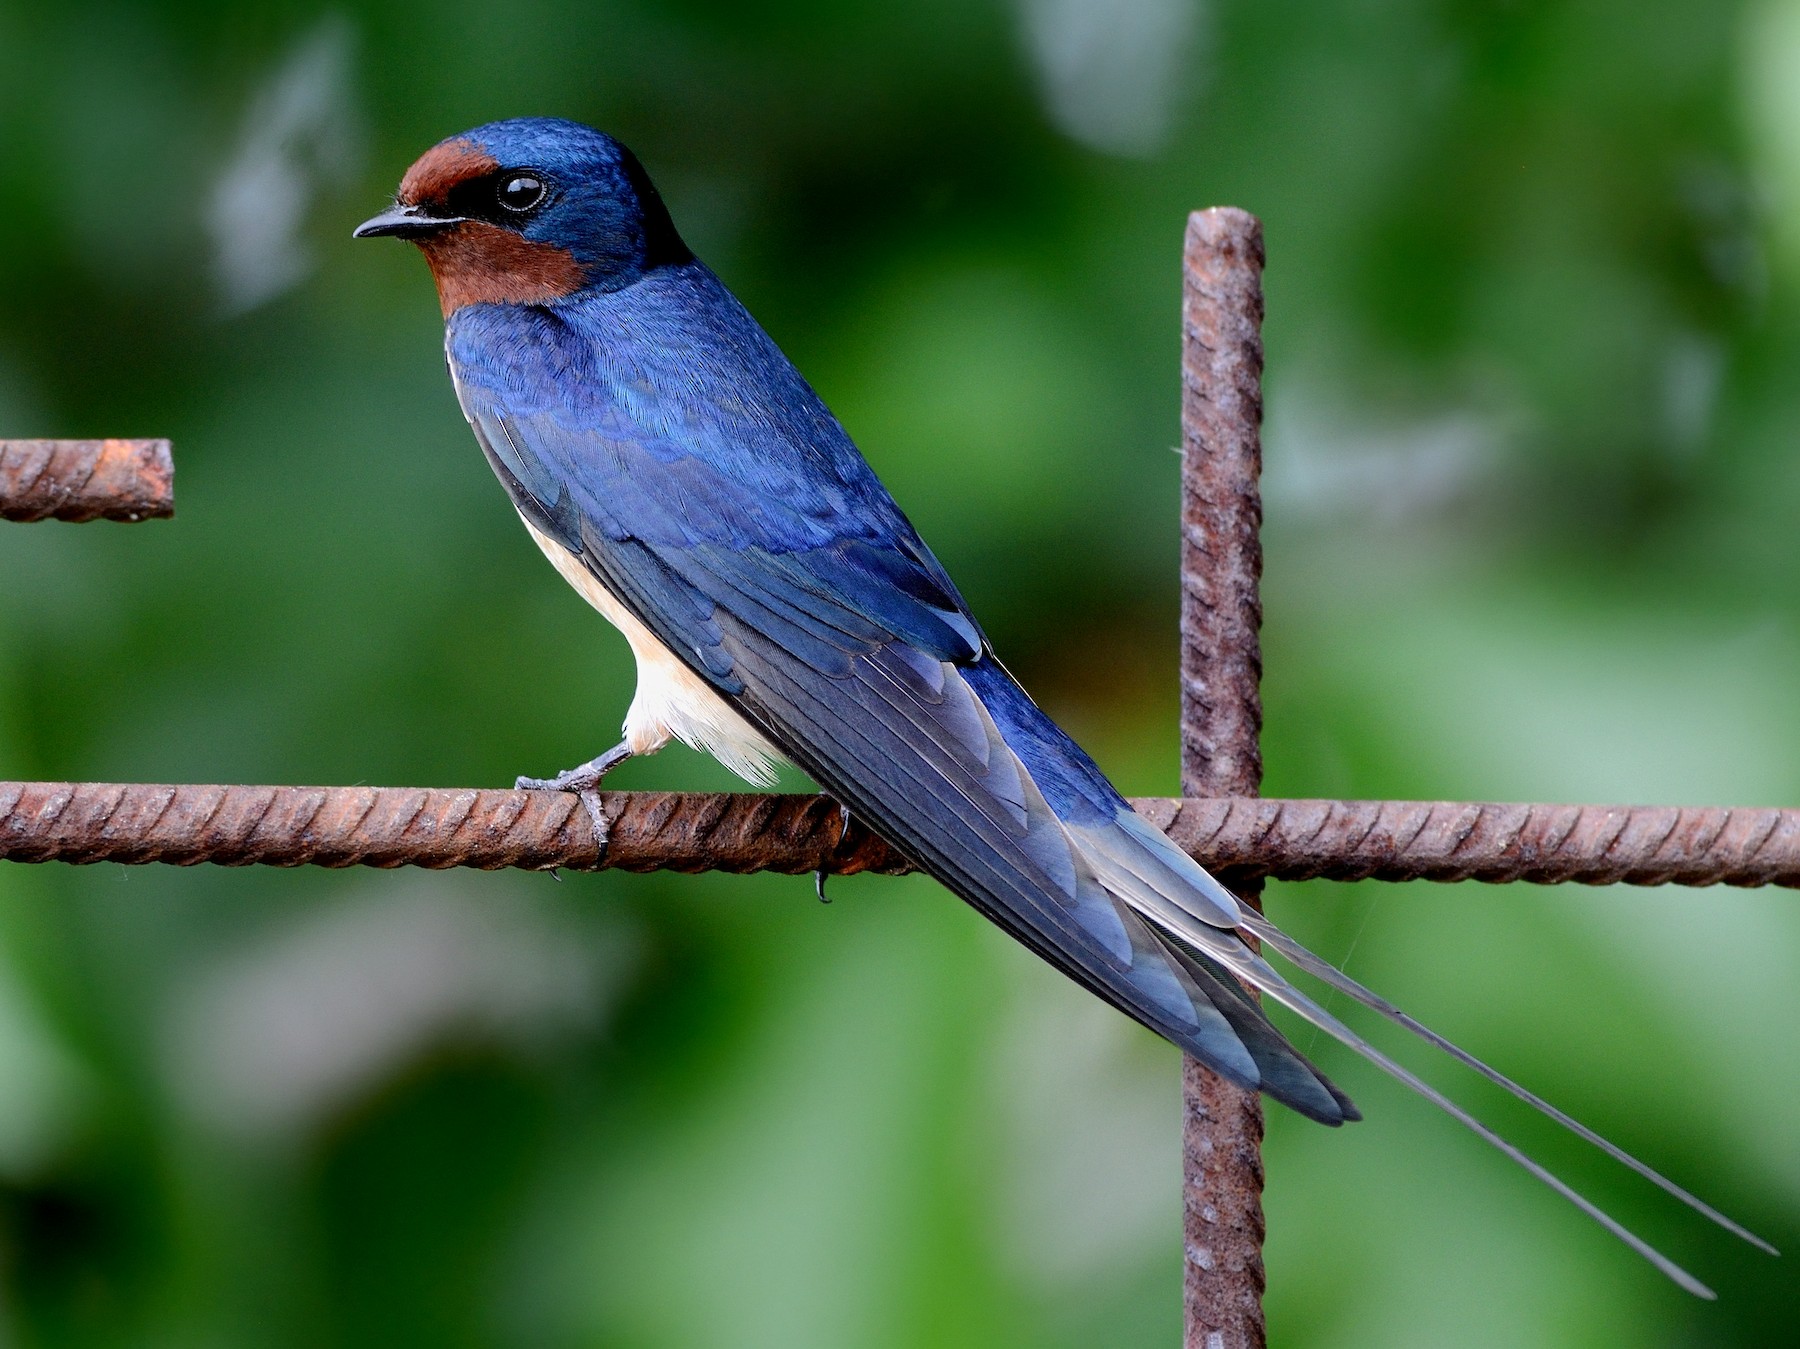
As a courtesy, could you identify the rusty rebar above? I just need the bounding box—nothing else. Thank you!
[1140,797,1800,886]
[0,782,902,874]
[1178,206,1269,1349]
[7,783,1800,886]
[0,439,173,522]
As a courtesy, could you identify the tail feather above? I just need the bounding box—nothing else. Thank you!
[1159,936,1360,1124]
[1244,961,1725,1299]
[1232,907,1779,1257]
[1062,795,1773,1296]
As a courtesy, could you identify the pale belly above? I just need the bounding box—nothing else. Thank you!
[519,516,786,786]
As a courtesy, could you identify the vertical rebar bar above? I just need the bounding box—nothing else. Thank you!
[1178,207,1268,1348]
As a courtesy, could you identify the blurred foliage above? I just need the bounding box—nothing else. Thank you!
[0,0,1797,1344]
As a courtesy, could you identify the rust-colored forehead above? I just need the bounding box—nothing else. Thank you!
[398,139,500,205]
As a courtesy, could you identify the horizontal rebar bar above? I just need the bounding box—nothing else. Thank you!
[4,782,1799,887]
[0,439,174,522]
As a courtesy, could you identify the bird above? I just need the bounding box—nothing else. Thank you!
[355,117,1770,1295]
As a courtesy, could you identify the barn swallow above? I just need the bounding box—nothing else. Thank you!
[356,118,1769,1293]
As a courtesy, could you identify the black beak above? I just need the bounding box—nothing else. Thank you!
[352,204,467,240]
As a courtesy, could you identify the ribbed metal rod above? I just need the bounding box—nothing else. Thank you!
[0,439,174,522]
[0,782,894,874]
[12,785,1793,886]
[1142,796,1800,887]
[1178,206,1270,1349]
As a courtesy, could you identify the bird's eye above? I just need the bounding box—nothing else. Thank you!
[496,173,547,213]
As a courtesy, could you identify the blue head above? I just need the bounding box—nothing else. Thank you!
[354,118,689,314]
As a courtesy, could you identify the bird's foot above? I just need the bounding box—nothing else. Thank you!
[813,795,854,904]
[514,741,634,794]
[515,742,634,846]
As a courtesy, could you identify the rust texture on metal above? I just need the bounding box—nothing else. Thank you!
[8,783,1798,885]
[1178,207,1270,1349]
[1144,796,1800,887]
[0,782,907,875]
[0,439,174,523]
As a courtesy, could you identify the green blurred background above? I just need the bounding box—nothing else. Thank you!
[1,0,1797,1343]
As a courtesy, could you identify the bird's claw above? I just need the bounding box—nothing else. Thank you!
[513,742,633,849]
[577,789,609,843]
[513,742,634,796]
[813,796,855,903]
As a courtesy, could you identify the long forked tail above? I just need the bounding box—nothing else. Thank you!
[949,655,1776,1297]
[1068,798,1778,1300]
[1231,906,1778,1260]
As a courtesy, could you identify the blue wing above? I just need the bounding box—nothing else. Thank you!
[446,266,1354,1123]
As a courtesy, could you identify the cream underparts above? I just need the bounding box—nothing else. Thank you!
[520,515,786,786]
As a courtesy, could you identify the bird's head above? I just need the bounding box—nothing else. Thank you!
[354,118,689,316]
